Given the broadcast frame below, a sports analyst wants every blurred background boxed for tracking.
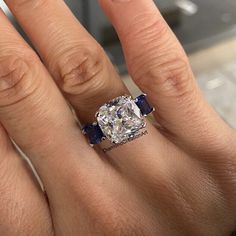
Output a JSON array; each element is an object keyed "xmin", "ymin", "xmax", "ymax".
[{"xmin": 1, "ymin": 0, "xmax": 235, "ymax": 129}]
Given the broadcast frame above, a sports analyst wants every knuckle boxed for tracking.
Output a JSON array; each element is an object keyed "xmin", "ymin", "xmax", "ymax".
[
  {"xmin": 134, "ymin": 52, "xmax": 194, "ymax": 99},
  {"xmin": 125, "ymin": 12, "xmax": 195, "ymax": 100},
  {"xmin": 55, "ymin": 45, "xmax": 106, "ymax": 95},
  {"xmin": 0, "ymin": 54, "xmax": 39, "ymax": 107}
]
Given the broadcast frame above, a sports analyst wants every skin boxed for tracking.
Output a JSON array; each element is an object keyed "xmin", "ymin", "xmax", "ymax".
[{"xmin": 0, "ymin": 0, "xmax": 235, "ymax": 235}]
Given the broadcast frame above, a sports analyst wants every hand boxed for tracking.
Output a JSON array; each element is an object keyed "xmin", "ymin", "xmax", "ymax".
[{"xmin": 0, "ymin": 0, "xmax": 235, "ymax": 235}]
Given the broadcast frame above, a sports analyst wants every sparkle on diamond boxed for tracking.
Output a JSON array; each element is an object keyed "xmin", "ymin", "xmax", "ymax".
[{"xmin": 96, "ymin": 96, "xmax": 145, "ymax": 143}]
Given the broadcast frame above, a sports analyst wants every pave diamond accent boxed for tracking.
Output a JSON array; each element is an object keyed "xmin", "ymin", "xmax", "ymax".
[{"xmin": 96, "ymin": 95, "xmax": 145, "ymax": 143}]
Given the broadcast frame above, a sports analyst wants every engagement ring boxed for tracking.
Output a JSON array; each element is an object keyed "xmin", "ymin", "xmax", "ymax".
[{"xmin": 83, "ymin": 94, "xmax": 154, "ymax": 145}]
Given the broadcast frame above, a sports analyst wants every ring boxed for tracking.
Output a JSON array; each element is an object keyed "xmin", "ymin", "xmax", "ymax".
[{"xmin": 83, "ymin": 94, "xmax": 154, "ymax": 145}]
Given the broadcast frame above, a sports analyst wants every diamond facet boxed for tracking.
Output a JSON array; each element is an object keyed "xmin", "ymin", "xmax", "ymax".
[{"xmin": 96, "ymin": 95, "xmax": 145, "ymax": 143}]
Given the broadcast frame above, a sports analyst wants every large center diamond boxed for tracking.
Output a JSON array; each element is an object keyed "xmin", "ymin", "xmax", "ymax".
[{"xmin": 96, "ymin": 95, "xmax": 145, "ymax": 144}]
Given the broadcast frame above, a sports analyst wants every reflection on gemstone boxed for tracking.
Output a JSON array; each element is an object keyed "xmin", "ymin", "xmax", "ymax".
[
  {"xmin": 83, "ymin": 124, "xmax": 104, "ymax": 145},
  {"xmin": 135, "ymin": 94, "xmax": 154, "ymax": 116},
  {"xmin": 97, "ymin": 95, "xmax": 145, "ymax": 143}
]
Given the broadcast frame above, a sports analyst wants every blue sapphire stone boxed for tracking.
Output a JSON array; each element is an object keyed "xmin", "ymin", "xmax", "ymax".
[
  {"xmin": 135, "ymin": 94, "xmax": 153, "ymax": 116},
  {"xmin": 83, "ymin": 124, "xmax": 104, "ymax": 145}
]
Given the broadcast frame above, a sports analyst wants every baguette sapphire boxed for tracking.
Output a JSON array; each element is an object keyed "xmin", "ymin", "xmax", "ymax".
[
  {"xmin": 83, "ymin": 124, "xmax": 104, "ymax": 145},
  {"xmin": 135, "ymin": 94, "xmax": 153, "ymax": 116}
]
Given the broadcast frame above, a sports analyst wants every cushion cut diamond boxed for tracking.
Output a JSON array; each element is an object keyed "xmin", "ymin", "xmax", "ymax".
[{"xmin": 96, "ymin": 95, "xmax": 145, "ymax": 144}]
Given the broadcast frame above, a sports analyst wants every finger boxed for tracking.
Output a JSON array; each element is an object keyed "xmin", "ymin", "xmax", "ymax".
[
  {"xmin": 0, "ymin": 126, "xmax": 52, "ymax": 235},
  {"xmin": 1, "ymin": 0, "xmax": 189, "ymax": 209},
  {"xmin": 0, "ymin": 9, "xmax": 158, "ymax": 235},
  {"xmin": 4, "ymin": 0, "xmax": 127, "ymax": 123},
  {"xmin": 99, "ymin": 0, "xmax": 234, "ymax": 154},
  {"xmin": 0, "ymin": 10, "xmax": 117, "ymax": 232},
  {"xmin": 3, "ymin": 1, "xmax": 173, "ymax": 161},
  {"xmin": 3, "ymin": 4, "xmax": 229, "ymax": 235}
]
